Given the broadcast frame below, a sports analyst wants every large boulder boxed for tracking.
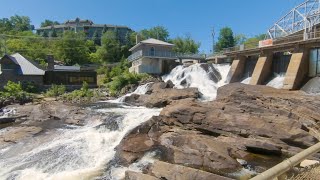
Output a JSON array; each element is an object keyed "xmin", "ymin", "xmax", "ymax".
[{"xmin": 123, "ymin": 82, "xmax": 200, "ymax": 108}]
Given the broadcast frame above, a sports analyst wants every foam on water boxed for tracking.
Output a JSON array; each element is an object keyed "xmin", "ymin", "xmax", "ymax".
[
  {"xmin": 162, "ymin": 63, "xmax": 231, "ymax": 101},
  {"xmin": 0, "ymin": 89, "xmax": 161, "ymax": 180},
  {"xmin": 266, "ymin": 75, "xmax": 285, "ymax": 89}
]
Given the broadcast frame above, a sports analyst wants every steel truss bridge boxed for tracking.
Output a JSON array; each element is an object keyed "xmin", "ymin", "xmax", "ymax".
[{"xmin": 268, "ymin": 0, "xmax": 320, "ymax": 40}]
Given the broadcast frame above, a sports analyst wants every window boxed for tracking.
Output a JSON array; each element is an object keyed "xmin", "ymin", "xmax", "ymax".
[{"xmin": 150, "ymin": 47, "xmax": 155, "ymax": 56}]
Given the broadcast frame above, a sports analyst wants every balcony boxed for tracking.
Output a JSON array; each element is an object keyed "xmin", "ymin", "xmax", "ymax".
[{"xmin": 128, "ymin": 50, "xmax": 178, "ymax": 62}]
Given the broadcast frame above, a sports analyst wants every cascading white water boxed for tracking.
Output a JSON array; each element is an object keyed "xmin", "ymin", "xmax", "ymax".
[
  {"xmin": 162, "ymin": 63, "xmax": 231, "ymax": 101},
  {"xmin": 0, "ymin": 85, "xmax": 161, "ymax": 180},
  {"xmin": 266, "ymin": 74, "xmax": 285, "ymax": 89},
  {"xmin": 241, "ymin": 77, "xmax": 252, "ymax": 85},
  {"xmin": 109, "ymin": 82, "xmax": 153, "ymax": 103}
]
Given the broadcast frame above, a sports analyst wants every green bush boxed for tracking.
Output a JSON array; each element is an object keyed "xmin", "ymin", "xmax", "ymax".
[
  {"xmin": 108, "ymin": 71, "xmax": 150, "ymax": 96},
  {"xmin": 62, "ymin": 82, "xmax": 100, "ymax": 103},
  {"xmin": 45, "ymin": 84, "xmax": 66, "ymax": 97},
  {"xmin": 0, "ymin": 81, "xmax": 33, "ymax": 105},
  {"xmin": 22, "ymin": 81, "xmax": 40, "ymax": 93}
]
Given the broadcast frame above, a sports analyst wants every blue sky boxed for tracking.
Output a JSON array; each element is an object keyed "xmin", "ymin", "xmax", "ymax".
[{"xmin": 0, "ymin": 0, "xmax": 305, "ymax": 53}]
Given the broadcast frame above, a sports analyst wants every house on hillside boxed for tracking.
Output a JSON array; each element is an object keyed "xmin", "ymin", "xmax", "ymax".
[
  {"xmin": 0, "ymin": 53, "xmax": 97, "ymax": 89},
  {"xmin": 0, "ymin": 53, "xmax": 45, "ymax": 88},
  {"xmin": 128, "ymin": 38, "xmax": 179, "ymax": 74}
]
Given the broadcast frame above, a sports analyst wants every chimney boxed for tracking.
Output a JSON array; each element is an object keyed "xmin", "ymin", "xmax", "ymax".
[
  {"xmin": 47, "ymin": 55, "xmax": 54, "ymax": 71},
  {"xmin": 136, "ymin": 34, "xmax": 141, "ymax": 44}
]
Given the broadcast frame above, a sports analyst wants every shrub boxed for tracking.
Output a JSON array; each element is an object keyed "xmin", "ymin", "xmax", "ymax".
[
  {"xmin": 0, "ymin": 81, "xmax": 33, "ymax": 106},
  {"xmin": 22, "ymin": 81, "xmax": 40, "ymax": 93},
  {"xmin": 108, "ymin": 71, "xmax": 150, "ymax": 96},
  {"xmin": 45, "ymin": 84, "xmax": 66, "ymax": 97},
  {"xmin": 62, "ymin": 82, "xmax": 100, "ymax": 103}
]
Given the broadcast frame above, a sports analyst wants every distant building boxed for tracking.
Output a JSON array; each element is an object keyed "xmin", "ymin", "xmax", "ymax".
[
  {"xmin": 128, "ymin": 38, "xmax": 179, "ymax": 74},
  {"xmin": 36, "ymin": 18, "xmax": 133, "ymax": 44},
  {"xmin": 0, "ymin": 53, "xmax": 45, "ymax": 88},
  {"xmin": 0, "ymin": 53, "xmax": 97, "ymax": 89}
]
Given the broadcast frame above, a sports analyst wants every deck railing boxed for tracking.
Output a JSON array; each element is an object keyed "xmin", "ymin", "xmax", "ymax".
[{"xmin": 128, "ymin": 50, "xmax": 207, "ymax": 62}]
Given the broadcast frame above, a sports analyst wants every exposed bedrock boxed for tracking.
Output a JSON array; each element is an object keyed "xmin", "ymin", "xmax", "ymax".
[{"xmin": 118, "ymin": 83, "xmax": 320, "ymax": 179}]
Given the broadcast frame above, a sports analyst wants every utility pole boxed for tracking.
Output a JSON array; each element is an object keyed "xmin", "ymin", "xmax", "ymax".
[{"xmin": 211, "ymin": 27, "xmax": 215, "ymax": 53}]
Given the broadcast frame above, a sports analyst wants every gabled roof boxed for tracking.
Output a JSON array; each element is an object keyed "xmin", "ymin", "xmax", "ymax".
[
  {"xmin": 1, "ymin": 53, "xmax": 45, "ymax": 76},
  {"xmin": 129, "ymin": 38, "xmax": 174, "ymax": 51}
]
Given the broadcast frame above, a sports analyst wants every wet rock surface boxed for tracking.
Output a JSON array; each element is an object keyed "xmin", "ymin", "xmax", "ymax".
[
  {"xmin": 123, "ymin": 82, "xmax": 200, "ymax": 108},
  {"xmin": 0, "ymin": 101, "xmax": 101, "ymax": 147},
  {"xmin": 119, "ymin": 83, "xmax": 320, "ymax": 179}
]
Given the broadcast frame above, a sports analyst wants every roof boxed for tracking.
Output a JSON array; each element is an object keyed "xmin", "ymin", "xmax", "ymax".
[
  {"xmin": 129, "ymin": 38, "xmax": 174, "ymax": 51},
  {"xmin": 54, "ymin": 65, "xmax": 80, "ymax": 71},
  {"xmin": 3, "ymin": 53, "xmax": 45, "ymax": 76}
]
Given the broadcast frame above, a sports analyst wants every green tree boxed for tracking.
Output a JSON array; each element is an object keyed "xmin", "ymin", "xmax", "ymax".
[
  {"xmin": 171, "ymin": 35, "xmax": 200, "ymax": 54},
  {"xmin": 92, "ymin": 30, "xmax": 101, "ymax": 45},
  {"xmin": 95, "ymin": 30, "xmax": 122, "ymax": 63},
  {"xmin": 41, "ymin": 19, "xmax": 60, "ymax": 27},
  {"xmin": 10, "ymin": 15, "xmax": 32, "ymax": 32},
  {"xmin": 234, "ymin": 34, "xmax": 247, "ymax": 46},
  {"xmin": 140, "ymin": 26, "xmax": 169, "ymax": 41},
  {"xmin": 244, "ymin": 34, "xmax": 266, "ymax": 49},
  {"xmin": 0, "ymin": 18, "xmax": 13, "ymax": 33},
  {"xmin": 54, "ymin": 31, "xmax": 90, "ymax": 65},
  {"xmin": 215, "ymin": 27, "xmax": 235, "ymax": 52}
]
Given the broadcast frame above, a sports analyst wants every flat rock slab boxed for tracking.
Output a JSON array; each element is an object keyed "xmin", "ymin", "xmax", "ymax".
[{"xmin": 150, "ymin": 161, "xmax": 233, "ymax": 180}]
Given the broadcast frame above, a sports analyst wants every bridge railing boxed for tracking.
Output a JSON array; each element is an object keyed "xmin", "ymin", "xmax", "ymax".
[{"xmin": 222, "ymin": 31, "xmax": 320, "ymax": 54}]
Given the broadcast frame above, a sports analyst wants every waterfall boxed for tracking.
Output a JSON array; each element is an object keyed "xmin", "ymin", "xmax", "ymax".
[
  {"xmin": 0, "ymin": 84, "xmax": 161, "ymax": 180},
  {"xmin": 162, "ymin": 63, "xmax": 231, "ymax": 101},
  {"xmin": 266, "ymin": 74, "xmax": 285, "ymax": 89}
]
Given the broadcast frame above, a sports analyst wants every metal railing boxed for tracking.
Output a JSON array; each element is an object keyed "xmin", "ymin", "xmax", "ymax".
[
  {"xmin": 128, "ymin": 50, "xmax": 207, "ymax": 62},
  {"xmin": 223, "ymin": 31, "xmax": 320, "ymax": 54}
]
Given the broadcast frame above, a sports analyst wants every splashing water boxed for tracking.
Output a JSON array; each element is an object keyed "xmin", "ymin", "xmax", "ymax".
[
  {"xmin": 266, "ymin": 75, "xmax": 285, "ymax": 89},
  {"xmin": 109, "ymin": 82, "xmax": 153, "ymax": 103},
  {"xmin": 241, "ymin": 77, "xmax": 252, "ymax": 85},
  {"xmin": 0, "ymin": 84, "xmax": 161, "ymax": 180},
  {"xmin": 162, "ymin": 63, "xmax": 231, "ymax": 101}
]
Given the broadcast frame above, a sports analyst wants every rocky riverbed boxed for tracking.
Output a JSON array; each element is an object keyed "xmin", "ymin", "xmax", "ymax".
[
  {"xmin": 118, "ymin": 82, "xmax": 320, "ymax": 179},
  {"xmin": 0, "ymin": 81, "xmax": 319, "ymax": 179}
]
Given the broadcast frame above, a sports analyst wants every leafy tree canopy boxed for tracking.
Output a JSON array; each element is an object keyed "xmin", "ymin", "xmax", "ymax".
[
  {"xmin": 41, "ymin": 19, "xmax": 60, "ymax": 27},
  {"xmin": 0, "ymin": 15, "xmax": 32, "ymax": 33},
  {"xmin": 170, "ymin": 35, "xmax": 200, "ymax": 54},
  {"xmin": 140, "ymin": 26, "xmax": 169, "ymax": 41},
  {"xmin": 215, "ymin": 27, "xmax": 235, "ymax": 52}
]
